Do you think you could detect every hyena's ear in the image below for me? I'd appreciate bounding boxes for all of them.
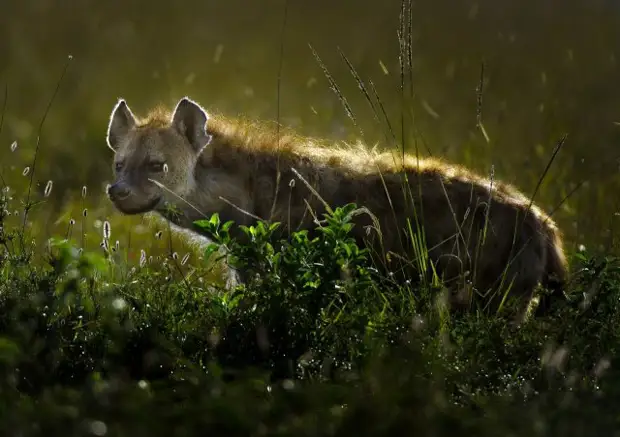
[170,97,212,153]
[107,99,136,152]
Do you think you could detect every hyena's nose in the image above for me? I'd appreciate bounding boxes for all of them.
[107,181,131,200]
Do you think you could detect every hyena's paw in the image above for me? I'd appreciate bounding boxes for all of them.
[224,266,243,290]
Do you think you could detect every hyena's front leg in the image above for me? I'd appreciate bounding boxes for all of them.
[220,224,254,289]
[165,216,250,291]
[223,262,246,289]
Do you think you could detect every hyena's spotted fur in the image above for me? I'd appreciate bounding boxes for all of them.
[106,96,568,321]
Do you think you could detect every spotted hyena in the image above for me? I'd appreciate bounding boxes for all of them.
[106,96,568,321]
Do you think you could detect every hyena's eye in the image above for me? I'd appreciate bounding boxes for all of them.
[114,161,124,172]
[149,162,165,173]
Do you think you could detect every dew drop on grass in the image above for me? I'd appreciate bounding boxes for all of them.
[44,180,53,197]
[112,298,127,311]
[88,420,107,437]
[213,43,224,63]
[379,59,389,75]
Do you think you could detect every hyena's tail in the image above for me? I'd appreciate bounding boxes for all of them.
[536,222,569,316]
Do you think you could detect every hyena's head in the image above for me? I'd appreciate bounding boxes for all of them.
[105,97,212,215]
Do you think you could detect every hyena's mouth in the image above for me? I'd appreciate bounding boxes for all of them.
[111,195,163,215]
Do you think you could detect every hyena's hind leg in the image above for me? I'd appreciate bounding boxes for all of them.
[422,217,542,322]
[475,219,549,326]
[421,235,478,313]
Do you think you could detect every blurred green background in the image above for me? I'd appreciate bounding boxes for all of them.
[1,0,619,262]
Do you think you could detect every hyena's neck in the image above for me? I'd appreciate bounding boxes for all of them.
[178,114,339,237]
[179,121,272,232]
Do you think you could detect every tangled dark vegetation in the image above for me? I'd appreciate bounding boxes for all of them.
[1,189,620,436]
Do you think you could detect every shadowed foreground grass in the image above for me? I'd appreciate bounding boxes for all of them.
[1,185,620,436]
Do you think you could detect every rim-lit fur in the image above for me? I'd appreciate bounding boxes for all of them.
[106,97,568,320]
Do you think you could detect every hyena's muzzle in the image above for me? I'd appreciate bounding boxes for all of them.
[107,179,162,215]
